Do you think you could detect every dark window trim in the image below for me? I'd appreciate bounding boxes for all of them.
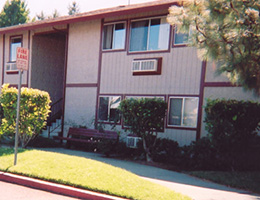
[172,25,189,48]
[6,71,19,75]
[132,57,162,76]
[102,20,127,52]
[9,34,23,62]
[97,94,123,125]
[166,95,199,129]
[127,15,172,55]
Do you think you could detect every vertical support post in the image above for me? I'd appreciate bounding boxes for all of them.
[14,69,22,166]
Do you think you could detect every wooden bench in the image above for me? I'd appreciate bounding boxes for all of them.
[54,127,119,149]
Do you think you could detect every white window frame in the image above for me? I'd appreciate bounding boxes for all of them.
[98,95,121,122]
[102,21,126,51]
[168,96,199,128]
[129,16,170,52]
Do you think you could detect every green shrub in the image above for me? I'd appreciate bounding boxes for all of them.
[119,98,167,162]
[204,98,260,170]
[151,138,180,165]
[27,135,62,148]
[0,84,51,148]
[178,137,220,170]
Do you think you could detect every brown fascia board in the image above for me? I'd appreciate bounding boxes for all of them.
[0,0,180,34]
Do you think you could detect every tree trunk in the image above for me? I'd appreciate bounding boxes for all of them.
[142,136,152,162]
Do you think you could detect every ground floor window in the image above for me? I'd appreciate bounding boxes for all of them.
[168,97,198,127]
[98,96,121,122]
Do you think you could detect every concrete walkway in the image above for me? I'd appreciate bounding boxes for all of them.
[40,148,260,200]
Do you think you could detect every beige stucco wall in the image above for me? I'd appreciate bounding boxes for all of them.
[64,87,97,134]
[3,31,29,85]
[66,20,101,84]
[30,33,66,103]
[101,47,202,95]
[205,62,230,82]
[64,19,101,130]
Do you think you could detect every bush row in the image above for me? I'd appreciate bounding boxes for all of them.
[99,99,260,171]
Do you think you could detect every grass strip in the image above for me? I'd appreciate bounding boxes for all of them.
[188,171,260,194]
[0,147,190,200]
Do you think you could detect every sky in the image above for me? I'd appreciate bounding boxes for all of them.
[0,0,156,18]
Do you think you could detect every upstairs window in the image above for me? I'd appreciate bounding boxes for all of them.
[168,97,198,128]
[103,22,126,50]
[10,36,22,62]
[174,27,190,46]
[98,96,121,122]
[129,17,170,52]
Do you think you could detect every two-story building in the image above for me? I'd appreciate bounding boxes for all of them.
[0,0,258,146]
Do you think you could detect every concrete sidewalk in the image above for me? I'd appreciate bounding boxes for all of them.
[40,148,260,200]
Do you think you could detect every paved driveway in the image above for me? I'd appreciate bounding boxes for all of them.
[40,148,260,200]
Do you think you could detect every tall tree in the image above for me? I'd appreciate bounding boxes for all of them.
[0,0,29,27]
[36,11,46,21]
[167,0,260,95]
[36,10,60,21]
[51,9,60,18]
[68,1,80,15]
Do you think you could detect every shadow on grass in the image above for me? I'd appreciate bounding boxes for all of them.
[39,148,260,198]
[0,147,27,157]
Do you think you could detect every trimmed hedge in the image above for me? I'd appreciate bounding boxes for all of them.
[203,98,260,170]
[0,84,51,148]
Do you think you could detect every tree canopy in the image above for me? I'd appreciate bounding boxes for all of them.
[0,0,29,27]
[167,0,260,95]
[68,1,80,15]
[119,98,167,162]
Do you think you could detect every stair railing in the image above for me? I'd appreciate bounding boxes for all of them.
[47,98,63,137]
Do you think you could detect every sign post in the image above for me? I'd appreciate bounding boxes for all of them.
[14,47,29,166]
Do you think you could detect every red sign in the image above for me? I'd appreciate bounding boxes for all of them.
[16,47,29,71]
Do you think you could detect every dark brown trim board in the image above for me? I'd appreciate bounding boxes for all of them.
[61,24,69,137]
[27,30,31,87]
[95,19,105,124]
[66,83,98,88]
[204,82,239,87]
[6,71,19,75]
[0,1,178,35]
[34,29,68,36]
[196,60,207,141]
[9,84,28,88]
[2,34,5,85]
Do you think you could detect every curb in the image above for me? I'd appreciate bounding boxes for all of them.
[0,171,128,200]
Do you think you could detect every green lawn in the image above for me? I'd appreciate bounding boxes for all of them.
[0,147,190,200]
[188,171,260,194]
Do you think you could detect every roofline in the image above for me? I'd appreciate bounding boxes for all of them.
[0,0,180,34]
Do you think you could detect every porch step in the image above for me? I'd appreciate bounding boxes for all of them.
[42,118,62,138]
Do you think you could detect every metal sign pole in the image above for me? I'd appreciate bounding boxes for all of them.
[14,69,23,166]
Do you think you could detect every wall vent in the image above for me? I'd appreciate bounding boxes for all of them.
[132,59,157,72]
[126,136,142,148]
[6,62,17,72]
[132,57,162,75]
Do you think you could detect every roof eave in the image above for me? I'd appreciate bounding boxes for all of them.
[0,1,178,34]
